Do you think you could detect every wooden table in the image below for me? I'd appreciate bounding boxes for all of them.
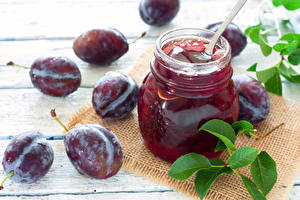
[0,0,299,199]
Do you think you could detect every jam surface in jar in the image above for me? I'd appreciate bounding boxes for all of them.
[162,38,224,63]
[138,30,239,163]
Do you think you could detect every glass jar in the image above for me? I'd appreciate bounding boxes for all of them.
[137,28,239,162]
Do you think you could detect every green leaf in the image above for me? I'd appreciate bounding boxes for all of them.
[209,158,225,166]
[256,62,282,96]
[251,151,277,195]
[245,23,261,35]
[280,33,300,42]
[168,153,211,180]
[281,40,299,55]
[256,65,278,83]
[241,175,267,200]
[278,62,300,83]
[282,0,300,10]
[273,40,299,55]
[199,119,236,152]
[195,159,232,200]
[202,130,236,152]
[199,120,236,144]
[272,0,300,10]
[278,61,294,82]
[214,140,227,152]
[264,68,282,96]
[247,63,257,72]
[280,19,294,33]
[281,19,290,24]
[229,147,258,169]
[288,68,300,83]
[272,0,282,7]
[232,121,254,138]
[249,26,261,44]
[259,34,272,56]
[288,48,300,65]
[273,43,290,52]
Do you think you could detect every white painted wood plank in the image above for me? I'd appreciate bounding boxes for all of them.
[0,140,176,196]
[0,88,92,136]
[292,173,300,184]
[289,186,300,200]
[0,0,261,39]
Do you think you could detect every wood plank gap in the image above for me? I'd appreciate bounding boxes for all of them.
[0,136,64,140]
[0,189,174,197]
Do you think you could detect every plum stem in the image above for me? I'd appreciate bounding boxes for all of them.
[50,109,69,132]
[128,32,147,45]
[257,122,285,141]
[7,61,30,69]
[0,171,14,190]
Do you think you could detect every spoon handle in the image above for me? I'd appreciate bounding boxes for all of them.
[205,0,247,55]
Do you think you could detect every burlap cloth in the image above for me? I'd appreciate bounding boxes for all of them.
[67,48,300,200]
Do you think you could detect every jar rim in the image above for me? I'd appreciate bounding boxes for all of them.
[155,27,231,74]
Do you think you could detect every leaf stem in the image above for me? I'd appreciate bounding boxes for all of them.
[232,169,242,178]
[262,27,278,35]
[257,122,285,141]
[249,131,259,139]
[238,129,259,139]
[228,149,232,157]
[211,165,225,168]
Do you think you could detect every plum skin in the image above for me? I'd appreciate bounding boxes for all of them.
[92,71,139,120]
[2,131,54,184]
[73,28,129,65]
[30,56,81,97]
[206,22,247,57]
[139,0,180,26]
[64,124,123,179]
[233,74,270,124]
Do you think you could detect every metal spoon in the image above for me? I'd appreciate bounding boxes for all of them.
[200,0,248,61]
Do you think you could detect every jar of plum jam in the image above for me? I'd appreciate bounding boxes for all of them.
[138,28,239,162]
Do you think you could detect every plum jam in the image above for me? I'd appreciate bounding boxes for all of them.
[138,28,239,162]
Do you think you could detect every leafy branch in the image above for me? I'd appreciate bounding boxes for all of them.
[168,120,278,200]
[244,0,300,96]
